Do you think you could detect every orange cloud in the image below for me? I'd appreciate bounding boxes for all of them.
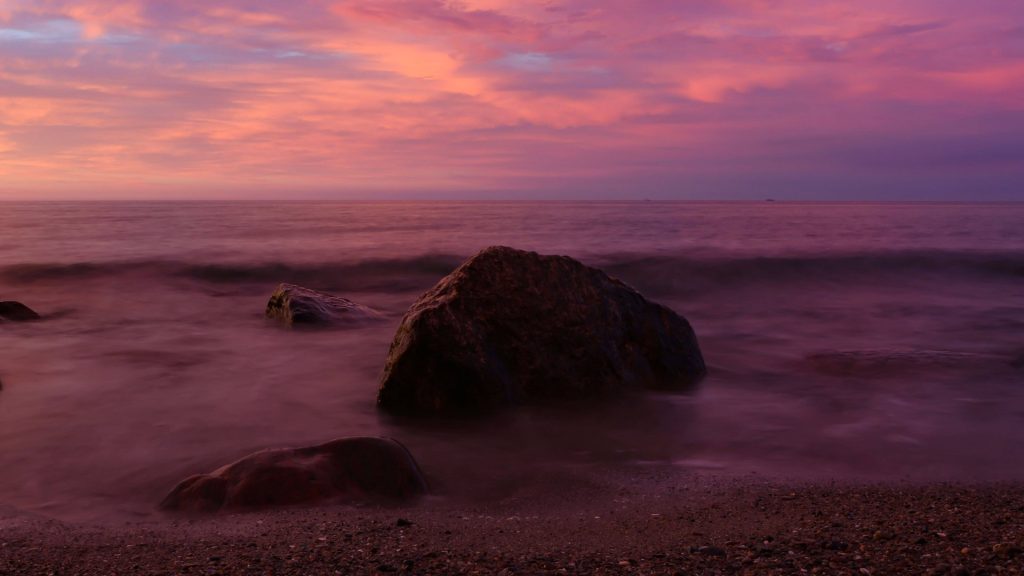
[0,0,1021,198]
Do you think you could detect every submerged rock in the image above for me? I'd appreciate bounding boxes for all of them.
[160,437,427,513]
[0,301,41,322]
[378,246,706,417]
[265,283,378,327]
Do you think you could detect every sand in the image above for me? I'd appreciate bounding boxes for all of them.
[2,471,1022,575]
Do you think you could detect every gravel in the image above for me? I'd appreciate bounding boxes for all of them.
[2,476,1023,575]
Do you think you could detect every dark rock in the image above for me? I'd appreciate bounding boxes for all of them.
[265,283,378,327]
[159,437,427,513]
[993,542,1021,558]
[823,540,850,551]
[755,545,775,557]
[378,246,705,417]
[0,301,41,322]
[396,518,413,527]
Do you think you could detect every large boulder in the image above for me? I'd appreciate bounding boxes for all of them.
[160,437,427,513]
[377,246,706,416]
[0,301,40,322]
[266,283,378,327]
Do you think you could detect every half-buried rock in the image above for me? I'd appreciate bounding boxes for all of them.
[266,283,378,327]
[0,301,41,322]
[160,437,427,513]
[378,246,706,417]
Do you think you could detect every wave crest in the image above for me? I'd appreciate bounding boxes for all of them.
[3,250,1021,295]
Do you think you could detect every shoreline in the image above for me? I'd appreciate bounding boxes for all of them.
[3,475,1022,575]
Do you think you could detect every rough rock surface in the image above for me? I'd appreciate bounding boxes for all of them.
[378,246,705,416]
[160,437,427,513]
[265,284,378,327]
[0,301,41,322]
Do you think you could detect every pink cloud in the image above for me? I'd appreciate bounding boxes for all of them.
[0,0,1021,199]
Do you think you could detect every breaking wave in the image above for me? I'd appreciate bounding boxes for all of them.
[3,249,1021,295]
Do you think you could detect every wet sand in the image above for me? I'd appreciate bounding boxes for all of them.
[3,472,1022,575]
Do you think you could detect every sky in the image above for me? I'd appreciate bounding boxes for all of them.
[1,0,1022,200]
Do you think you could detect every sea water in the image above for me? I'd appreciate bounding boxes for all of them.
[1,201,1022,520]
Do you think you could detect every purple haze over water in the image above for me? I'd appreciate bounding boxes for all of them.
[1,202,1023,520]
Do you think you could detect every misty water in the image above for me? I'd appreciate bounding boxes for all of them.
[1,201,1023,521]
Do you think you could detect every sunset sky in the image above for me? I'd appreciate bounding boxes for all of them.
[1,0,1022,200]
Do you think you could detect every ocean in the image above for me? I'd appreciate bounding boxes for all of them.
[1,201,1022,520]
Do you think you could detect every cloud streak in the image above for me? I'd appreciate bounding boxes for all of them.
[1,0,1022,199]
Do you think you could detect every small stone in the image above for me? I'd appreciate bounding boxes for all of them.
[396,518,413,527]
[0,301,41,322]
[823,541,849,551]
[993,542,1021,557]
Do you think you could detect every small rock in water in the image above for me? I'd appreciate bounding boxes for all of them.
[378,246,706,417]
[159,437,427,513]
[0,301,41,322]
[265,283,379,327]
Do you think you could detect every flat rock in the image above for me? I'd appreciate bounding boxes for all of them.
[0,301,41,322]
[377,246,706,417]
[265,283,378,327]
[160,437,427,513]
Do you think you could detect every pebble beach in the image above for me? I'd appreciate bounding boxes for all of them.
[3,475,1023,575]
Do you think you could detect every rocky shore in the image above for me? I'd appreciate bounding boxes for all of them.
[4,245,1022,575]
[2,478,1022,575]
